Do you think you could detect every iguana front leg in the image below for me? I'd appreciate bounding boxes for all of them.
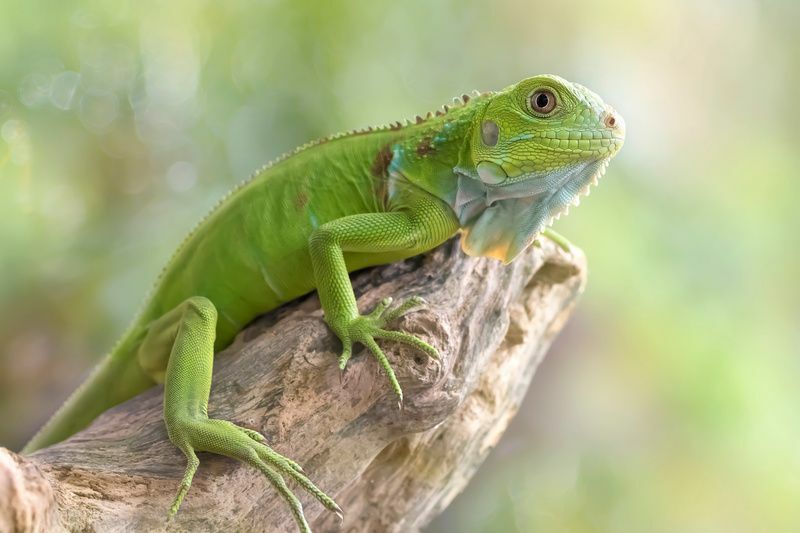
[137,296,341,532]
[309,191,459,403]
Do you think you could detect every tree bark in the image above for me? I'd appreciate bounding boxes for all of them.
[0,238,586,533]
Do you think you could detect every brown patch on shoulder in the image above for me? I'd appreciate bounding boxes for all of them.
[294,191,309,211]
[416,136,435,157]
[373,174,389,210]
[371,145,393,177]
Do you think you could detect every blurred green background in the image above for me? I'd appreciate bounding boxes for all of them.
[1,0,798,531]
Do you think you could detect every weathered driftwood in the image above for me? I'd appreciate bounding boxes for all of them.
[0,238,586,533]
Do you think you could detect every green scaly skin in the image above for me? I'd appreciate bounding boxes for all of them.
[20,75,624,532]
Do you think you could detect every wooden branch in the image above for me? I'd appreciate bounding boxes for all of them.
[0,238,586,533]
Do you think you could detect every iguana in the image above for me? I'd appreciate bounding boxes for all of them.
[21,74,625,531]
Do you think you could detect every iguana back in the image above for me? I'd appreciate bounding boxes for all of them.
[141,129,408,350]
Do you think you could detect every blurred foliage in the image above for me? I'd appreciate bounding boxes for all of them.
[1,0,798,531]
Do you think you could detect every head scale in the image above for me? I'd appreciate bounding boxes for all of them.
[454,74,625,263]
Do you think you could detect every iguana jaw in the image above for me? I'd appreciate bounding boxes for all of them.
[454,154,616,264]
[541,117,624,230]
[542,156,610,229]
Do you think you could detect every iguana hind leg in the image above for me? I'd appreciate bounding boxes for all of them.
[139,296,340,531]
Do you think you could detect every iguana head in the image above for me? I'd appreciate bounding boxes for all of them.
[455,74,625,263]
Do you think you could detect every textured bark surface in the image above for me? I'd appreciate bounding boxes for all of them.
[0,238,586,533]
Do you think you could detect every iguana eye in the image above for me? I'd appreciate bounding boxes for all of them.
[530,90,557,115]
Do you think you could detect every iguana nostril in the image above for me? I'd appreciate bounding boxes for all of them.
[604,114,617,128]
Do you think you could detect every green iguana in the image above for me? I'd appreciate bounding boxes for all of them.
[22,74,625,532]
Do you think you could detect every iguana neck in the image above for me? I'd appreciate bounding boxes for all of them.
[388,97,488,208]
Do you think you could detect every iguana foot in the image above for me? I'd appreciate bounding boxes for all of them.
[333,296,439,404]
[167,417,341,532]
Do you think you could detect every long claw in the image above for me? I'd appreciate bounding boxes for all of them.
[375,329,440,361]
[275,461,340,512]
[383,296,426,323]
[338,340,352,370]
[249,457,310,533]
[364,336,403,401]
[367,297,393,319]
[169,447,199,518]
[252,441,338,513]
[242,428,266,442]
[251,436,303,472]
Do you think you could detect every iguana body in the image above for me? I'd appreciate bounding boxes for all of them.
[22,75,624,531]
